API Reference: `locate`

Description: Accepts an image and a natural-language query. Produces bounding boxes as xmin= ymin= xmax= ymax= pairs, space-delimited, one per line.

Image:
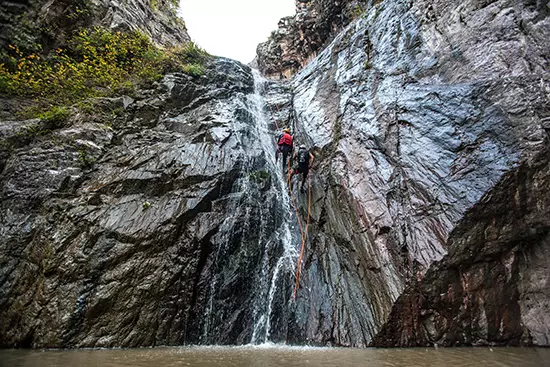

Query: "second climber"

xmin=290 ymin=144 xmax=315 ymax=193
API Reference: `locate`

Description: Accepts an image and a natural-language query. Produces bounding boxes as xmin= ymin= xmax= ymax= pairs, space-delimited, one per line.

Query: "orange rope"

xmin=292 ymin=173 xmax=311 ymax=299
xmin=263 ymin=77 xmax=312 ymax=300
xmin=288 ymin=159 xmax=305 ymax=239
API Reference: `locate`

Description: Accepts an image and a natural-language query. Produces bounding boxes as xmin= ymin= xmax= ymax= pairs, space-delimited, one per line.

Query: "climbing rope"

xmin=284 ymin=141 xmax=312 ymax=300
xmin=264 ymin=78 xmax=312 ymax=300
xmin=287 ymin=158 xmax=305 ymax=240
xmin=292 ymin=173 xmax=311 ymax=299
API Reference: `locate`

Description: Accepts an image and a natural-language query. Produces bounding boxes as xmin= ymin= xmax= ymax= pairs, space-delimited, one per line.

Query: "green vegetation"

xmin=77 ymin=146 xmax=96 ymax=168
xmin=142 ymin=201 xmax=152 ymax=210
xmin=36 ymin=106 xmax=71 ymax=126
xmin=351 ymin=4 xmax=366 ymax=19
xmin=66 ymin=3 xmax=92 ymax=20
xmin=1 ymin=0 xmax=93 ymax=67
xmin=182 ymin=63 xmax=206 ymax=77
xmin=0 ymin=26 xmax=210 ymax=117
xmin=150 ymin=0 xmax=179 ymax=12
xmin=250 ymin=170 xmax=271 ymax=183
xmin=151 ymin=0 xmax=159 ymax=11
xmin=15 ymin=123 xmax=50 ymax=140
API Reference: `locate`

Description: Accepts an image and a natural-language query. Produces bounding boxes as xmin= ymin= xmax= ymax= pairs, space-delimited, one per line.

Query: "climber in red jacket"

xmin=276 ymin=127 xmax=293 ymax=173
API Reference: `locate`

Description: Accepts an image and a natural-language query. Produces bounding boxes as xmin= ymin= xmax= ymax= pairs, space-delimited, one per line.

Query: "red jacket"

xmin=278 ymin=132 xmax=293 ymax=147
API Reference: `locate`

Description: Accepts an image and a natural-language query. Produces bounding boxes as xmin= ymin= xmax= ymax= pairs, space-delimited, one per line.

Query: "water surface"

xmin=2 ymin=345 xmax=549 ymax=367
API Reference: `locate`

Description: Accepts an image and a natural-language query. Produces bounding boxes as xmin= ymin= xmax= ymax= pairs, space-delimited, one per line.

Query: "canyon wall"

xmin=0 ymin=0 xmax=549 ymax=348
xmin=271 ymin=0 xmax=550 ymax=346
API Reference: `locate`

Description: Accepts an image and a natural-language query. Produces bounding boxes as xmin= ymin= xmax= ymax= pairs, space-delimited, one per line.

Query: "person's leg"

xmin=281 ymin=146 xmax=289 ymax=172
xmin=298 ymin=164 xmax=307 ymax=192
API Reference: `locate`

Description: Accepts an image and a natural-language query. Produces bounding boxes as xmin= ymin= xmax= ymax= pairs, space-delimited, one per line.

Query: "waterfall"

xmin=197 ymin=68 xmax=301 ymax=345
xmin=201 ymin=153 xmax=256 ymax=344
xmin=248 ymin=70 xmax=300 ymax=344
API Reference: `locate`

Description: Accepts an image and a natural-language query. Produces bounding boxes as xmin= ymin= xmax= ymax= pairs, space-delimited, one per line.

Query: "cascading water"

xmin=196 ymin=67 xmax=302 ymax=345
xmin=201 ymin=147 xmax=256 ymax=344
xmin=247 ymin=70 xmax=300 ymax=344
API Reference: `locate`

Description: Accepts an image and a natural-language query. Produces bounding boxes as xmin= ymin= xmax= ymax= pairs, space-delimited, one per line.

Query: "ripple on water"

xmin=1 ymin=347 xmax=550 ymax=367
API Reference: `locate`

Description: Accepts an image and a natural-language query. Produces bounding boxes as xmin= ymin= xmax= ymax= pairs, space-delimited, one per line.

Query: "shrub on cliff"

xmin=0 ymin=26 xmax=210 ymax=115
xmin=162 ymin=41 xmax=209 ymax=75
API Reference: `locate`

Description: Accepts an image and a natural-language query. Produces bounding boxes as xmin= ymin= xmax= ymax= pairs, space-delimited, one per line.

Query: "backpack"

xmin=297 ymin=148 xmax=309 ymax=165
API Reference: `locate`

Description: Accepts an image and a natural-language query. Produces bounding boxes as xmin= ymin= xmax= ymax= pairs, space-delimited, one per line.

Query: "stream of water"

xmin=2 ymin=346 xmax=549 ymax=367
xmin=248 ymin=71 xmax=299 ymax=344
xmin=197 ymin=70 xmax=300 ymax=345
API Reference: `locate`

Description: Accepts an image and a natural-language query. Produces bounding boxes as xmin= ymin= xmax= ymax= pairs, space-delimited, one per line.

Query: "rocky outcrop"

xmin=256 ymin=0 xmax=367 ymax=78
xmin=91 ymin=0 xmax=190 ymax=47
xmin=0 ymin=59 xmax=295 ymax=347
xmin=372 ymin=142 xmax=550 ymax=346
xmin=0 ymin=0 xmax=189 ymax=58
xmin=272 ymin=0 xmax=550 ymax=346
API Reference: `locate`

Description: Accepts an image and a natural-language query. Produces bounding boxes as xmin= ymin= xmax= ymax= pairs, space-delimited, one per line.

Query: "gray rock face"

xmin=256 ymin=0 xmax=367 ymax=78
xmin=0 ymin=59 xmax=302 ymax=347
xmin=0 ymin=0 xmax=189 ymax=58
xmin=373 ymin=143 xmax=550 ymax=346
xmin=278 ymin=0 xmax=550 ymax=346
xmin=91 ymin=0 xmax=190 ymax=46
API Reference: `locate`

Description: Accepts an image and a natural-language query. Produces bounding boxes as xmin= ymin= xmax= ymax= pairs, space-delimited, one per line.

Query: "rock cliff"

xmin=373 ymin=142 xmax=550 ymax=346
xmin=256 ymin=0 xmax=367 ymax=78
xmin=0 ymin=58 xmax=298 ymax=347
xmin=274 ymin=0 xmax=550 ymax=346
xmin=0 ymin=0 xmax=189 ymax=59
xmin=1 ymin=0 xmax=549 ymax=349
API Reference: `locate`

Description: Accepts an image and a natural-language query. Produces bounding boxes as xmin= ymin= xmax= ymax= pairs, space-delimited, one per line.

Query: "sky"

xmin=178 ymin=0 xmax=296 ymax=64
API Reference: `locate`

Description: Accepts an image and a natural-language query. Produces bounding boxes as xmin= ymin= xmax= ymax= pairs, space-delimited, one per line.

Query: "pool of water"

xmin=1 ymin=345 xmax=549 ymax=367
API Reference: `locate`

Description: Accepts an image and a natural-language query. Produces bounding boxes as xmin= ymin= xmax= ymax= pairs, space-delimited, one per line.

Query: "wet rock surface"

xmin=274 ymin=0 xmax=550 ymax=347
xmin=0 ymin=59 xmax=296 ymax=347
xmin=1 ymin=0 xmax=550 ymax=349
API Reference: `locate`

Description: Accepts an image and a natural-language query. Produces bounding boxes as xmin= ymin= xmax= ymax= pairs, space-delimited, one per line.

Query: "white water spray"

xmin=248 ymin=70 xmax=299 ymax=344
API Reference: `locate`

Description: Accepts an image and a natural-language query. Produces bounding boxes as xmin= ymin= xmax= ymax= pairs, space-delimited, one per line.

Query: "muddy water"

xmin=2 ymin=345 xmax=549 ymax=367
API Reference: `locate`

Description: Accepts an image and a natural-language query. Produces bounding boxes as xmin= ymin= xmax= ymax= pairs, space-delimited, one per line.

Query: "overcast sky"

xmin=178 ymin=0 xmax=296 ymax=64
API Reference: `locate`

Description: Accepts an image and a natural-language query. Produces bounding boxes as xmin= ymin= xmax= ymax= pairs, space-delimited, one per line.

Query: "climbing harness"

xmin=264 ymin=79 xmax=312 ymax=300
